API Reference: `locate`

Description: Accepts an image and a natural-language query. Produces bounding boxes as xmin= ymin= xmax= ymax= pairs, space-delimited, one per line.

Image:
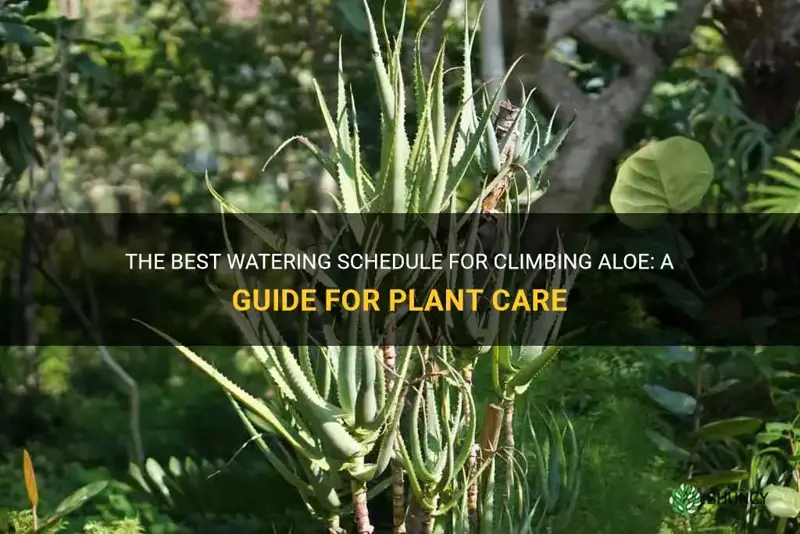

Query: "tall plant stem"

xmin=687 ymin=347 xmax=705 ymax=480
xmin=787 ymin=431 xmax=800 ymax=492
xmin=327 ymin=514 xmax=345 ymax=534
xmin=478 ymin=403 xmax=504 ymax=531
xmin=420 ymin=496 xmax=439 ymax=534
xmin=463 ymin=361 xmax=480 ymax=530
xmin=391 ymin=462 xmax=406 ymax=533
xmin=502 ymin=397 xmax=515 ymax=503
xmin=352 ymin=479 xmax=374 ymax=534
xmin=420 ymin=509 xmax=436 ymax=534
xmin=382 ymin=340 xmax=407 ymax=534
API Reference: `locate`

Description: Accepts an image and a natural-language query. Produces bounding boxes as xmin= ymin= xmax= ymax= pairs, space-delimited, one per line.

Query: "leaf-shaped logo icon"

xmin=670 ymin=483 xmax=702 ymax=516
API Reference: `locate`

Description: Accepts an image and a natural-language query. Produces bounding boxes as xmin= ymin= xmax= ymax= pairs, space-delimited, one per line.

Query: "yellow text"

xmin=232 ymin=289 xmax=318 ymax=312
xmin=491 ymin=289 xmax=567 ymax=312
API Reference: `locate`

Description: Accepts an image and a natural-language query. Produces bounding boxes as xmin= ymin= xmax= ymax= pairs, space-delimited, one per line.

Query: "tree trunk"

xmin=480 ymin=0 xmax=508 ymax=104
xmin=499 ymin=0 xmax=711 ymax=212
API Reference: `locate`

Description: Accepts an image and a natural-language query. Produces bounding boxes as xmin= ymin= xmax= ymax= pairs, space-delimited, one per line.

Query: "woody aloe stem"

xmin=352 ymin=479 xmax=374 ymax=534
xmin=382 ymin=341 xmax=407 ymax=534
xmin=463 ymin=362 xmax=479 ymax=530
xmin=502 ymin=398 xmax=515 ymax=503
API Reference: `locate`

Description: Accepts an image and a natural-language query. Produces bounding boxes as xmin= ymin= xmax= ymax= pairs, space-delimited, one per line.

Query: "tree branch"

xmin=545 ymin=0 xmax=614 ymax=44
xmin=533 ymin=58 xmax=588 ymax=116
xmin=527 ymin=0 xmax=712 ymax=212
xmin=573 ymin=16 xmax=656 ymax=66
xmin=656 ymin=0 xmax=710 ymax=58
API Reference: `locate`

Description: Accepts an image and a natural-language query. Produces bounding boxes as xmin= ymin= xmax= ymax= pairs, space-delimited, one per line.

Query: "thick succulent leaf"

xmin=227 ymin=393 xmax=320 ymax=497
xmin=135 ymin=320 xmax=322 ymax=462
xmin=206 ymin=174 xmax=336 ymax=286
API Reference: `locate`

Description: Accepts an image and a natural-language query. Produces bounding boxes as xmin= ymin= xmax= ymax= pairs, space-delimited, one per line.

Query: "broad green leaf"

xmin=643 ymin=274 xmax=704 ymax=319
xmin=689 ymin=470 xmax=748 ymax=487
xmin=756 ymin=431 xmax=783 ymax=444
xmin=645 ymin=430 xmax=690 ymax=459
xmin=703 ymin=378 xmax=739 ymax=396
xmin=0 ymin=22 xmax=47 ymax=46
xmin=145 ymin=457 xmax=169 ymax=494
xmin=764 ymin=485 xmax=800 ymax=518
xmin=643 ymin=384 xmax=696 ymax=415
xmin=49 ymin=481 xmax=109 ymax=519
xmin=663 ymin=346 xmax=697 ymax=363
xmin=694 ymin=417 xmax=762 ymax=440
xmin=765 ymin=422 xmax=795 ymax=434
xmin=611 ymin=136 xmax=713 ymax=228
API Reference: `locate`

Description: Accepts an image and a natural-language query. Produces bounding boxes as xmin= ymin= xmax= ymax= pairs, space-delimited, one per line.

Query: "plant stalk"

xmin=420 ymin=509 xmax=436 ymax=534
xmin=502 ymin=398 xmax=515 ymax=503
xmin=463 ymin=362 xmax=479 ymax=529
xmin=391 ymin=462 xmax=406 ymax=533
xmin=382 ymin=329 xmax=407 ymax=533
xmin=351 ymin=479 xmax=374 ymax=534
xmin=687 ymin=347 xmax=705 ymax=480
xmin=327 ymin=514 xmax=345 ymax=534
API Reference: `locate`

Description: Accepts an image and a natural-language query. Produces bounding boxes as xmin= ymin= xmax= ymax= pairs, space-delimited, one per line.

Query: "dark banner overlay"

xmin=2 ymin=212 xmax=798 ymax=347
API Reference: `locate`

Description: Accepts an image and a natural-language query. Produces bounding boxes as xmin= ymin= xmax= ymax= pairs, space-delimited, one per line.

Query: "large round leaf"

xmin=764 ymin=485 xmax=800 ymax=518
xmin=611 ymin=136 xmax=713 ymax=228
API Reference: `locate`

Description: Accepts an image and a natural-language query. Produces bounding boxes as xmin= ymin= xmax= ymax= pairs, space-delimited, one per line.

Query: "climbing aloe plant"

xmin=141 ymin=1 xmax=579 ymax=533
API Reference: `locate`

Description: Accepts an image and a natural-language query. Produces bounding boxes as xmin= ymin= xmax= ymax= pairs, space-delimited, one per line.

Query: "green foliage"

xmin=747 ymin=150 xmax=800 ymax=231
xmin=1 ymin=509 xmax=142 ymax=534
xmin=523 ymin=347 xmax=682 ymax=534
xmin=0 ymin=450 xmax=141 ymax=534
xmin=764 ymin=486 xmax=800 ymax=519
xmin=0 ymin=0 xmax=115 ymax=201
xmin=147 ymin=1 xmax=580 ymax=532
xmin=2 ymin=0 xmax=799 ymax=532
xmin=610 ymin=136 xmax=714 ymax=228
xmin=127 ymin=455 xmax=314 ymax=529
